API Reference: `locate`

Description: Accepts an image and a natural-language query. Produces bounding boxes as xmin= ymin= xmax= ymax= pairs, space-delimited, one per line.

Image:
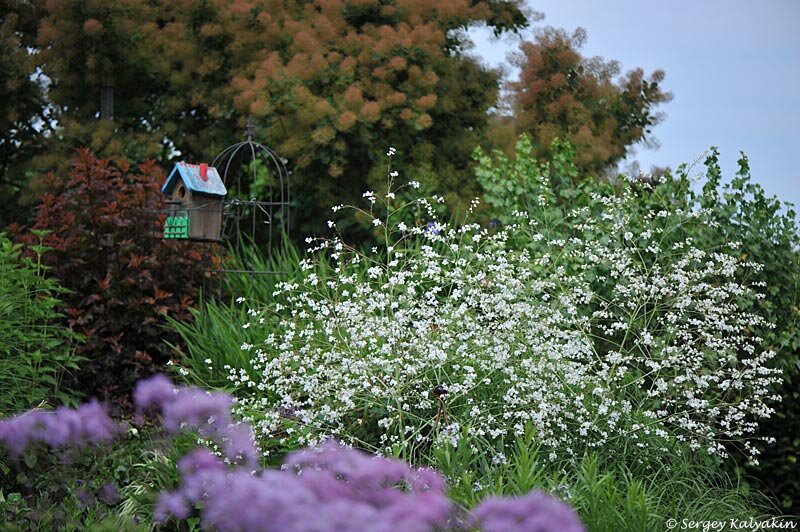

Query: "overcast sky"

xmin=469 ymin=0 xmax=800 ymax=214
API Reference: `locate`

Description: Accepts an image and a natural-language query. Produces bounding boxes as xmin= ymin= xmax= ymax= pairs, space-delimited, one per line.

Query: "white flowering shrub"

xmin=229 ymin=152 xmax=781 ymax=464
xmin=535 ymin=192 xmax=782 ymax=462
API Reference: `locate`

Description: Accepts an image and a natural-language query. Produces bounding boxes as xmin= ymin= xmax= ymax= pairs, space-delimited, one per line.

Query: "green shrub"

xmin=434 ymin=425 xmax=776 ymax=532
xmin=0 ymin=231 xmax=81 ymax=415
xmin=696 ymin=150 xmax=800 ymax=513
xmin=475 ymin=136 xmax=800 ymax=513
xmin=167 ymin=239 xmax=310 ymax=393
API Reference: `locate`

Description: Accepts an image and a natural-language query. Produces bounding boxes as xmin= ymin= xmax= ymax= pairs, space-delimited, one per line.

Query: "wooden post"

xmin=100 ymin=86 xmax=114 ymax=121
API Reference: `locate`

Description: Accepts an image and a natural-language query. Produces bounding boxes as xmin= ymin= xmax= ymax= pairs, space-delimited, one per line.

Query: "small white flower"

xmin=409 ymin=180 xmax=420 ymax=189
xmin=372 ymin=218 xmax=381 ymax=226
xmin=236 ymin=296 xmax=246 ymax=304
xmin=492 ymin=453 xmax=507 ymax=465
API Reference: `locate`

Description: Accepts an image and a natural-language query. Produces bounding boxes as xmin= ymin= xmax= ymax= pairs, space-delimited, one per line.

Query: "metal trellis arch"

xmin=210 ymin=120 xmax=291 ymax=275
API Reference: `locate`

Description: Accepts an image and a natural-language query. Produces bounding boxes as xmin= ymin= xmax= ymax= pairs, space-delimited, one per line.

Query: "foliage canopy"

xmin=2 ymin=0 xmax=529 ymax=236
xmin=498 ymin=27 xmax=672 ymax=177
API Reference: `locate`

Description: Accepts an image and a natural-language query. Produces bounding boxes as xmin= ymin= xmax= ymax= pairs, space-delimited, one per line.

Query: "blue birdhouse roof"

xmin=162 ymin=162 xmax=227 ymax=197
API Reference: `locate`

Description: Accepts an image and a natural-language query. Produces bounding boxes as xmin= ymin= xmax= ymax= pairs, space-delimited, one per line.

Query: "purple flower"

xmin=98 ymin=482 xmax=121 ymax=505
xmin=284 ymin=440 xmax=447 ymax=507
xmin=406 ymin=466 xmax=447 ymax=494
xmin=0 ymin=400 xmax=118 ymax=457
xmin=178 ymin=448 xmax=227 ymax=476
xmin=424 ymin=221 xmax=441 ymax=235
xmin=134 ymin=375 xmax=231 ymax=434
xmin=0 ymin=410 xmax=42 ymax=456
xmin=470 ymin=490 xmax=585 ymax=532
xmin=160 ymin=388 xmax=232 ymax=434
xmin=78 ymin=401 xmax=118 ymax=441
xmin=157 ymin=440 xmax=454 ymax=531
xmin=221 ymin=423 xmax=259 ymax=468
xmin=133 ymin=375 xmax=257 ymax=465
xmin=134 ymin=374 xmax=176 ymax=420
xmin=154 ymin=492 xmax=191 ymax=522
xmin=200 ymin=471 xmax=318 ymax=531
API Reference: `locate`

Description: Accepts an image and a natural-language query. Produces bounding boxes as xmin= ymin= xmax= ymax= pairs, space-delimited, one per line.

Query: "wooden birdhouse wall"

xmin=187 ymin=195 xmax=224 ymax=241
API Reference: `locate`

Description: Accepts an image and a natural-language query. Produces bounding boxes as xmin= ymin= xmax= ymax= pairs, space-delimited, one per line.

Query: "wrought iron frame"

xmin=211 ymin=120 xmax=291 ymax=267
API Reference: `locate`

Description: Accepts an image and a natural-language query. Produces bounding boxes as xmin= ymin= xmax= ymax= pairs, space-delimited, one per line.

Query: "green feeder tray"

xmin=164 ymin=215 xmax=190 ymax=239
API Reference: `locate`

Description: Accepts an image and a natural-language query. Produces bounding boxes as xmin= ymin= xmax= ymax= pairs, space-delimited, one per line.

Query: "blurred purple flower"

xmin=157 ymin=440 xmax=454 ymax=531
xmin=133 ymin=374 xmax=176 ymax=423
xmin=0 ymin=400 xmax=118 ymax=457
xmin=179 ymin=447 xmax=227 ymax=476
xmin=470 ymin=490 xmax=585 ymax=532
xmin=98 ymin=482 xmax=121 ymax=506
xmin=133 ymin=375 xmax=256 ymax=466
xmin=160 ymin=388 xmax=232 ymax=434
xmin=0 ymin=410 xmax=41 ymax=456
xmin=221 ymin=423 xmax=259 ymax=468
xmin=2 ymin=377 xmax=587 ymax=532
xmin=155 ymin=491 xmax=191 ymax=522
xmin=200 ymin=471 xmax=318 ymax=531
xmin=46 ymin=400 xmax=118 ymax=447
xmin=135 ymin=375 xmax=232 ymax=432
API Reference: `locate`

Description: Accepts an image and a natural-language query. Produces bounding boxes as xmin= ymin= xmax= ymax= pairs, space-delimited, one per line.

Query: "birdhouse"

xmin=161 ymin=162 xmax=227 ymax=241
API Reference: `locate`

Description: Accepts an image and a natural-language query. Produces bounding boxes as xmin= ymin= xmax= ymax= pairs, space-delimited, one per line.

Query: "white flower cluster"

xmin=230 ymin=186 xmax=780 ymax=463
